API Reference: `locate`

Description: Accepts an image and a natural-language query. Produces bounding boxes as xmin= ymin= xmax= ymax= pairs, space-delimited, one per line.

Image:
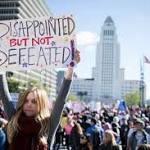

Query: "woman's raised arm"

xmin=0 ymin=73 xmax=16 ymax=120
xmin=48 ymin=50 xmax=80 ymax=148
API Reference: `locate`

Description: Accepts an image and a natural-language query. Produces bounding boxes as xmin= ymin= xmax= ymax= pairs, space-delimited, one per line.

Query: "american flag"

xmin=144 ymin=56 xmax=150 ymax=64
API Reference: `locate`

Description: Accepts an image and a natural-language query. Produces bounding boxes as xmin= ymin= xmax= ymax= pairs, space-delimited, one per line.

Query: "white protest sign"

xmin=0 ymin=15 xmax=76 ymax=70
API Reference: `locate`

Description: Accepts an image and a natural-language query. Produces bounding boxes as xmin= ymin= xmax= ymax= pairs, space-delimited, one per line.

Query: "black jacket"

xmin=99 ymin=143 xmax=122 ymax=150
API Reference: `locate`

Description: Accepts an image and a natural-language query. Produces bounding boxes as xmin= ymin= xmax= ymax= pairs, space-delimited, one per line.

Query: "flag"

xmin=144 ymin=56 xmax=150 ymax=64
xmin=118 ymin=99 xmax=128 ymax=112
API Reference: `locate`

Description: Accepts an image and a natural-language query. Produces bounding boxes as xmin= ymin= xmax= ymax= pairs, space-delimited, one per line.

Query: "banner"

xmin=0 ymin=15 xmax=76 ymax=70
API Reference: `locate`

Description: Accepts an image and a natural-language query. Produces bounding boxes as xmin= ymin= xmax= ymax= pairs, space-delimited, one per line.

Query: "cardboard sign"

xmin=0 ymin=15 xmax=76 ymax=70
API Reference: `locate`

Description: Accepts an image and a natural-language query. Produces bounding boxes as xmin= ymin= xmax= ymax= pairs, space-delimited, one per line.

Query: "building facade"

xmin=71 ymin=16 xmax=144 ymax=104
xmin=0 ymin=0 xmax=57 ymax=100
xmin=57 ymin=71 xmax=65 ymax=94
xmin=121 ymin=80 xmax=141 ymax=97
xmin=93 ymin=16 xmax=121 ymax=102
xmin=71 ymin=78 xmax=94 ymax=102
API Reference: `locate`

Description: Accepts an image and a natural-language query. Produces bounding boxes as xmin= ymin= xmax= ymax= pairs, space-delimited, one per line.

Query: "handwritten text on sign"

xmin=0 ymin=15 xmax=76 ymax=70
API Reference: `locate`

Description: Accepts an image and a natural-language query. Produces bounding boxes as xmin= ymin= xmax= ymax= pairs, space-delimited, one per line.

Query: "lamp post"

xmin=139 ymin=59 xmax=145 ymax=108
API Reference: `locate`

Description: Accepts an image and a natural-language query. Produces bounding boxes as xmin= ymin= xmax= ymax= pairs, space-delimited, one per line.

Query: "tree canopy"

xmin=124 ymin=91 xmax=140 ymax=106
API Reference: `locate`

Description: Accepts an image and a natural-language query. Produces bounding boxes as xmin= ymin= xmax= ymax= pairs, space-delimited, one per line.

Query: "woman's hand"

xmin=65 ymin=50 xmax=80 ymax=80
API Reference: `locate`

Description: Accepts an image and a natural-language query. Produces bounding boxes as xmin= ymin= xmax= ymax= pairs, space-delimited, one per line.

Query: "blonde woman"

xmin=137 ymin=144 xmax=150 ymax=150
xmin=99 ymin=130 xmax=122 ymax=150
xmin=3 ymin=51 xmax=80 ymax=150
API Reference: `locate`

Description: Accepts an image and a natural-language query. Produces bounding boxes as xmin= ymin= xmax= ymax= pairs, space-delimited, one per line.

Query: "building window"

xmin=0 ymin=9 xmax=19 ymax=14
xmin=103 ymin=30 xmax=114 ymax=36
xmin=0 ymin=2 xmax=20 ymax=7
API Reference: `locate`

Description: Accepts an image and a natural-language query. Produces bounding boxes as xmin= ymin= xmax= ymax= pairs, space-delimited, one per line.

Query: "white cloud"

xmin=76 ymin=31 xmax=99 ymax=46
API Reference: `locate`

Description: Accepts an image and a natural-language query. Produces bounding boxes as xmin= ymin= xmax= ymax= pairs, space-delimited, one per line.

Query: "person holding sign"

xmin=4 ymin=50 xmax=80 ymax=150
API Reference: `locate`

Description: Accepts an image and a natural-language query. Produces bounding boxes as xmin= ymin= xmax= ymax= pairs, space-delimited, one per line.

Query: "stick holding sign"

xmin=69 ymin=40 xmax=76 ymax=67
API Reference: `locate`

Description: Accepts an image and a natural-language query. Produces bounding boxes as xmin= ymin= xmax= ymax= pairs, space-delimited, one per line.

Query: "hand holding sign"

xmin=65 ymin=50 xmax=80 ymax=80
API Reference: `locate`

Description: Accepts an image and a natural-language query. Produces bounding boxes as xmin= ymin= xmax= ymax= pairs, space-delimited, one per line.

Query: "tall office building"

xmin=0 ymin=0 xmax=51 ymax=20
xmin=93 ymin=16 xmax=121 ymax=103
xmin=71 ymin=16 xmax=143 ymax=104
xmin=0 ymin=0 xmax=57 ymax=100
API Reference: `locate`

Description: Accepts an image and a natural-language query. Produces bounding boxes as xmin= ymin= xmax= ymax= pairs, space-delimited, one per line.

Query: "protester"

xmin=127 ymin=118 xmax=150 ymax=150
xmin=137 ymin=144 xmax=150 ymax=150
xmin=86 ymin=118 xmax=102 ymax=150
xmin=64 ymin=113 xmax=75 ymax=150
xmin=99 ymin=130 xmax=122 ymax=150
xmin=120 ymin=117 xmax=129 ymax=150
xmin=70 ymin=121 xmax=87 ymax=150
xmin=3 ymin=51 xmax=80 ymax=150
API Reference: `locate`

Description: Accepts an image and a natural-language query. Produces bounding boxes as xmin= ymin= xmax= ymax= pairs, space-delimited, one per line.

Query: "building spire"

xmin=104 ymin=16 xmax=114 ymax=24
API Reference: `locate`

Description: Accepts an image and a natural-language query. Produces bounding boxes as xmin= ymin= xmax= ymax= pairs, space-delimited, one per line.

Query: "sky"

xmin=46 ymin=0 xmax=150 ymax=99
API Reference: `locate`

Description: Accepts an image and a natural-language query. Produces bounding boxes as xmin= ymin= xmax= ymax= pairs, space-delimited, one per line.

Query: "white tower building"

xmin=93 ymin=16 xmax=121 ymax=103
xmin=71 ymin=16 xmax=141 ymax=104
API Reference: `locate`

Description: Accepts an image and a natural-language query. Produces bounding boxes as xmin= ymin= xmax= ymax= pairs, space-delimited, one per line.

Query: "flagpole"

xmin=140 ymin=56 xmax=145 ymax=107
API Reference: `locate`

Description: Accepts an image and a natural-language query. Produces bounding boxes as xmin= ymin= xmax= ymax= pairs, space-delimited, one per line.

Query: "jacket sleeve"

xmin=48 ymin=78 xmax=72 ymax=148
xmin=0 ymin=74 xmax=16 ymax=120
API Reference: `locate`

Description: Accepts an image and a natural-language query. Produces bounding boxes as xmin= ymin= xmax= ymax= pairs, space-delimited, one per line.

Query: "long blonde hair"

xmin=7 ymin=87 xmax=51 ymax=143
xmin=103 ymin=130 xmax=116 ymax=145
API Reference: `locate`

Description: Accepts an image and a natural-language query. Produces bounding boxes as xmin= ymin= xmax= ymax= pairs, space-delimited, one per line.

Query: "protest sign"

xmin=0 ymin=15 xmax=76 ymax=70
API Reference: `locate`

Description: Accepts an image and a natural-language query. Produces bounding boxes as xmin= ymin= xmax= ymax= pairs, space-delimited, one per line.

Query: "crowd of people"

xmin=0 ymin=49 xmax=150 ymax=150
xmin=1 ymin=88 xmax=150 ymax=150
xmin=53 ymin=105 xmax=150 ymax=150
